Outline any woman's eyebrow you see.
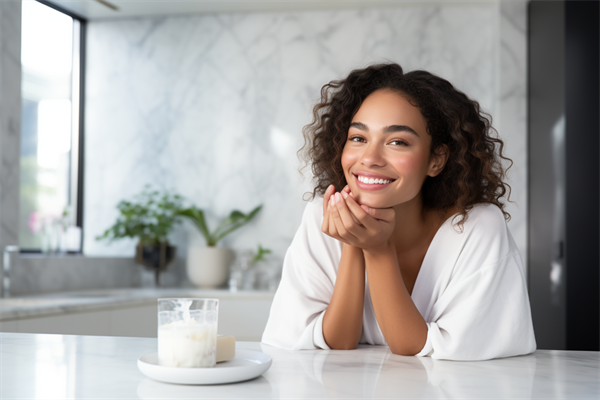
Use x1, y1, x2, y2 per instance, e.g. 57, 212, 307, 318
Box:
383, 125, 419, 136
349, 122, 368, 131
349, 122, 419, 137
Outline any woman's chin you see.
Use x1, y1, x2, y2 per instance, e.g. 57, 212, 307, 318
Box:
354, 195, 393, 209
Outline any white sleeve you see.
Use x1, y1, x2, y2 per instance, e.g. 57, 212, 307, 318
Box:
261, 199, 339, 350
415, 207, 537, 360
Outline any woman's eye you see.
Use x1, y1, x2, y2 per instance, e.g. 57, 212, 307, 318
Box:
349, 136, 365, 143
390, 140, 408, 146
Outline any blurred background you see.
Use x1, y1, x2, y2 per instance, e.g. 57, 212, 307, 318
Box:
0, 0, 597, 350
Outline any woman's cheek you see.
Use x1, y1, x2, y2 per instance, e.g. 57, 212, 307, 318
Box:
341, 151, 359, 183
341, 149, 358, 167
393, 153, 423, 175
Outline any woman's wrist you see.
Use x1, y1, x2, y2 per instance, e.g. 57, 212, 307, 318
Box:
342, 243, 366, 266
342, 242, 363, 252
362, 240, 395, 258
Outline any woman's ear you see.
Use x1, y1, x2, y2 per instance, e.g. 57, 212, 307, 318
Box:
427, 144, 449, 177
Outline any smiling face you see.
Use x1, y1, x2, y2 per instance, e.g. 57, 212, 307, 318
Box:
341, 89, 446, 209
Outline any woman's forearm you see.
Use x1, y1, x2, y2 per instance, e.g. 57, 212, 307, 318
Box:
364, 243, 428, 355
322, 244, 365, 349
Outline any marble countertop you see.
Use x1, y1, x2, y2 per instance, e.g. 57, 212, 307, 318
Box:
1, 333, 598, 399
0, 288, 275, 320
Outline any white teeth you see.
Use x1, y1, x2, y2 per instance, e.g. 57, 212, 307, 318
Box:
357, 175, 392, 185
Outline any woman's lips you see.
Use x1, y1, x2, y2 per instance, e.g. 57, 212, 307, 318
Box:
353, 174, 395, 191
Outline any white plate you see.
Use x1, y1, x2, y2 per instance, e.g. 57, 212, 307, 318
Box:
137, 350, 272, 385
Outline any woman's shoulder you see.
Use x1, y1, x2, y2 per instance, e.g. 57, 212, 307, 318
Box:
438, 203, 518, 268
305, 195, 324, 211
461, 203, 508, 234
289, 196, 342, 263
302, 195, 325, 226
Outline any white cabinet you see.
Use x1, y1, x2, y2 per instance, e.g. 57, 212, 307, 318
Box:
3, 293, 273, 341
17, 310, 111, 336
218, 297, 272, 341
109, 305, 157, 338
0, 320, 18, 333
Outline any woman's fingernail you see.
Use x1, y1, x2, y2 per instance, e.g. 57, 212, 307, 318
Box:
361, 205, 370, 213
341, 191, 348, 199
335, 193, 341, 203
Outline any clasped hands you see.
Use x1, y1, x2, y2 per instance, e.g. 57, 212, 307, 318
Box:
321, 185, 395, 252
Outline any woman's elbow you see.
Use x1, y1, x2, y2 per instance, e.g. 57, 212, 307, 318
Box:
388, 342, 423, 356
328, 341, 359, 350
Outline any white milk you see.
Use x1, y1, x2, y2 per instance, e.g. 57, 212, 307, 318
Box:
158, 318, 217, 367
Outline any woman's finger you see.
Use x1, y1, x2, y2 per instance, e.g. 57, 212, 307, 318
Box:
364, 206, 395, 222
340, 191, 361, 224
340, 184, 356, 199
335, 193, 364, 236
330, 194, 355, 239
328, 201, 339, 237
343, 194, 380, 230
322, 188, 335, 235
322, 185, 335, 215
321, 207, 330, 234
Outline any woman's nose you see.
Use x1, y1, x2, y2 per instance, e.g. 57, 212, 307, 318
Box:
360, 144, 386, 167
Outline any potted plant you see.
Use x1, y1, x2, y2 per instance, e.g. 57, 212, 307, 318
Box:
251, 244, 278, 291
96, 186, 183, 286
177, 205, 262, 288
231, 244, 273, 291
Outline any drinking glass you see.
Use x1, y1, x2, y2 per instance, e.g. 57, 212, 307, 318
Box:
157, 298, 219, 367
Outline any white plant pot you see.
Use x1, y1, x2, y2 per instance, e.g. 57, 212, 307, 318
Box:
187, 246, 234, 288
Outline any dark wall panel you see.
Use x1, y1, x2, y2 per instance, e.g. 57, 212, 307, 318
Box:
564, 0, 600, 351
528, 0, 567, 350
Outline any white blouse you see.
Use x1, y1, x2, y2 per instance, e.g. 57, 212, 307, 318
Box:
261, 198, 536, 361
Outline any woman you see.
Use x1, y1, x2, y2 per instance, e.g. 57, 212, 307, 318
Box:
261, 63, 536, 361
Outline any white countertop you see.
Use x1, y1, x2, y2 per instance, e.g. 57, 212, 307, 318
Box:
1, 332, 598, 399
0, 288, 275, 320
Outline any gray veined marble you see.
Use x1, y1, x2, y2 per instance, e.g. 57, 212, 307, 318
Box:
498, 0, 528, 265
84, 1, 528, 282
0, 0, 22, 257
1, 333, 598, 399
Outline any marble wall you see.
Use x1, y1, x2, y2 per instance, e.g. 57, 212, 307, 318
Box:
498, 0, 528, 266
84, 1, 529, 284
0, 0, 22, 257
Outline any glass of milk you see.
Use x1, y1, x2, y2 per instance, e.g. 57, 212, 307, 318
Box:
157, 298, 218, 368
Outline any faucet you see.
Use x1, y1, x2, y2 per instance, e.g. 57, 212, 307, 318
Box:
2, 245, 19, 298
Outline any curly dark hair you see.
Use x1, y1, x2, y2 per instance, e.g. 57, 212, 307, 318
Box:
300, 63, 512, 226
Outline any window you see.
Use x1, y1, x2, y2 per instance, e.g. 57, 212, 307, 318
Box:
20, 0, 85, 252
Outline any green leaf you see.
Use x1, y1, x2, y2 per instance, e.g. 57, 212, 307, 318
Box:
211, 205, 262, 245
247, 205, 262, 220
252, 244, 272, 264
177, 207, 211, 244
96, 186, 184, 244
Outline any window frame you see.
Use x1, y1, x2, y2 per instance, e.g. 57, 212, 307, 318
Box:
20, 0, 87, 253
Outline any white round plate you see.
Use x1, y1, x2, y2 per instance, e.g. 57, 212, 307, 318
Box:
137, 350, 272, 385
